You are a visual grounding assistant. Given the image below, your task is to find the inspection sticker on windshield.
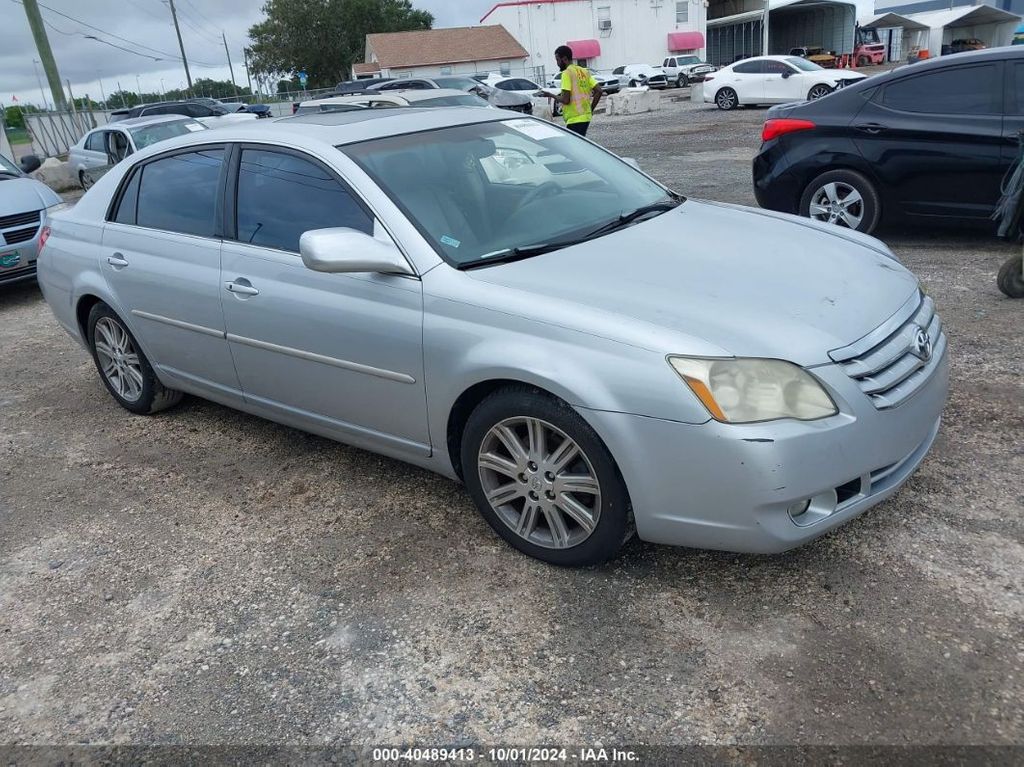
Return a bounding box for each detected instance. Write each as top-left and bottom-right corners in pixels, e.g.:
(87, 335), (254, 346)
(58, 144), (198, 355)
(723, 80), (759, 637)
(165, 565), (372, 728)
(440, 235), (461, 248)
(503, 118), (564, 141)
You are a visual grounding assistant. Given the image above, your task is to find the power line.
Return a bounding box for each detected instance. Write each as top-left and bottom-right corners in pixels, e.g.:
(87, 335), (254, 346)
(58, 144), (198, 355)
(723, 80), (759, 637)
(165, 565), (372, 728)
(180, 0), (217, 28)
(10, 0), (218, 65)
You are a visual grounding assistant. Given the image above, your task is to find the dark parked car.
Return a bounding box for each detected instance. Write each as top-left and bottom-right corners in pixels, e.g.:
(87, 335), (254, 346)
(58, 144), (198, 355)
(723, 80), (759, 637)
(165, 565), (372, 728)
(335, 77), (393, 93)
(753, 47), (1023, 234)
(109, 100), (253, 123)
(244, 103), (272, 118)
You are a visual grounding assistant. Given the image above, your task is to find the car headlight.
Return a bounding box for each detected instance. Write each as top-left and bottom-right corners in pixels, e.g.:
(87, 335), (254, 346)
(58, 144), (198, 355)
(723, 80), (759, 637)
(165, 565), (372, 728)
(668, 356), (837, 423)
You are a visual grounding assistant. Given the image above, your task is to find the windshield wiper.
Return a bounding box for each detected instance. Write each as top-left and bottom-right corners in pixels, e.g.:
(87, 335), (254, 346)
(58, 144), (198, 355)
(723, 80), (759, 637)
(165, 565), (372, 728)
(456, 194), (684, 271)
(582, 197), (683, 240)
(457, 239), (585, 270)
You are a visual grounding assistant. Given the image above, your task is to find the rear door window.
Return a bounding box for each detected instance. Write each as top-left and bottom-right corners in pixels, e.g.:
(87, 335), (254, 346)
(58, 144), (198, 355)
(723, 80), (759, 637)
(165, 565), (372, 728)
(234, 148), (372, 253)
(882, 63), (1000, 114)
(733, 61), (763, 74)
(135, 148), (224, 237)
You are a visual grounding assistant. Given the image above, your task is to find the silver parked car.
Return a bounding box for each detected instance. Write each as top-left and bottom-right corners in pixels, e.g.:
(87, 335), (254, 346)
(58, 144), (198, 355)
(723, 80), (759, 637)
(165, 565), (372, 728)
(37, 109), (948, 565)
(69, 115), (208, 189)
(0, 152), (65, 287)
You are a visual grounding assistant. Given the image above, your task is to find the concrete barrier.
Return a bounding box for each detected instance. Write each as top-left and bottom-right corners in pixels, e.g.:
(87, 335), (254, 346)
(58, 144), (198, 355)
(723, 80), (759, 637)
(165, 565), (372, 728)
(31, 158), (78, 192)
(604, 89), (663, 116)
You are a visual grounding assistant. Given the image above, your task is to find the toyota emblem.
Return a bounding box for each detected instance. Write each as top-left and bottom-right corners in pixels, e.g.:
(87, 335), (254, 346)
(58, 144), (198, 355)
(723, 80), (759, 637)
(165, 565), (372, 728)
(912, 327), (933, 361)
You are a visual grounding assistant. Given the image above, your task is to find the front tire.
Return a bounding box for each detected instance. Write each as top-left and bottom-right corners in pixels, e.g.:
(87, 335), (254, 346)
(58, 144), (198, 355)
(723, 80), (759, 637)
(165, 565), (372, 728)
(857, 55), (870, 67)
(716, 87), (738, 110)
(807, 84), (833, 100)
(800, 169), (881, 234)
(997, 253), (1024, 298)
(79, 170), (92, 190)
(87, 303), (183, 415)
(677, 74), (688, 88)
(461, 387), (631, 566)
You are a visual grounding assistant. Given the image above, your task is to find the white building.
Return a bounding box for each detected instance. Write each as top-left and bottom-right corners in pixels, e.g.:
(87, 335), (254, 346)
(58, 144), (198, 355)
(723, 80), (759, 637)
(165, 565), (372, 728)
(482, 0), (710, 77)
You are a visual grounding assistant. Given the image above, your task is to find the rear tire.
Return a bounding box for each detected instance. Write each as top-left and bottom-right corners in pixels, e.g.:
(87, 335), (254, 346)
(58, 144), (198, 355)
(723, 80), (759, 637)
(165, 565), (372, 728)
(716, 87), (738, 110)
(79, 170), (91, 190)
(86, 303), (183, 415)
(800, 169), (881, 234)
(997, 253), (1024, 298)
(461, 386), (631, 567)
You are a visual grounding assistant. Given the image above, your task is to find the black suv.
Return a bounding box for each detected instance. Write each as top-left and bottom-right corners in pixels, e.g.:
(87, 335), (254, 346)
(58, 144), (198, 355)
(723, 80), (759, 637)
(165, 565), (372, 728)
(109, 100), (234, 121)
(753, 47), (1023, 233)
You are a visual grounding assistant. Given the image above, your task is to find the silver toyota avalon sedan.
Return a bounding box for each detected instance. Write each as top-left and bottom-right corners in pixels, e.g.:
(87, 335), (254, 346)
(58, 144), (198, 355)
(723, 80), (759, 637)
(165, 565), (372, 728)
(36, 108), (948, 566)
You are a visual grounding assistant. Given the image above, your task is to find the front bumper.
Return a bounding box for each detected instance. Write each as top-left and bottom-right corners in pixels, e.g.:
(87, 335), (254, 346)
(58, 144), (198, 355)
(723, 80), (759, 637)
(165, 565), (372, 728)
(577, 347), (949, 553)
(0, 215), (43, 286)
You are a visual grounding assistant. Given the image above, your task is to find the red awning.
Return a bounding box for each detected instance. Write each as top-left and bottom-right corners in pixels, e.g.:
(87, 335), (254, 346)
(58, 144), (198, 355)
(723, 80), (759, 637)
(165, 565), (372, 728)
(667, 32), (705, 51)
(566, 39), (601, 59)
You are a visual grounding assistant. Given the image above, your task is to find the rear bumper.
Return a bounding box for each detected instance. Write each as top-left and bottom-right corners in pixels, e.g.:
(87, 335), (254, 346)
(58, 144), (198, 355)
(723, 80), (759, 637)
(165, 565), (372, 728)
(577, 348), (949, 553)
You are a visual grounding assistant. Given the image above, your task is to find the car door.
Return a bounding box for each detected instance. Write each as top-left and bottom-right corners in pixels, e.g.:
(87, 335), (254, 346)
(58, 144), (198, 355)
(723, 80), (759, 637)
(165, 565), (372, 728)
(762, 59), (802, 102)
(219, 145), (429, 453)
(853, 60), (1004, 219)
(100, 145), (242, 397)
(726, 60), (765, 103)
(1001, 59), (1024, 165)
(78, 130), (110, 169)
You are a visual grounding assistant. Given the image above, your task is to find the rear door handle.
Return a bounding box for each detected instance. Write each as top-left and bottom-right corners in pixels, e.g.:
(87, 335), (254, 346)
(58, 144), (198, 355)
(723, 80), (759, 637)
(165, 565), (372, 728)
(225, 280), (260, 296)
(855, 123), (887, 134)
(106, 253), (129, 268)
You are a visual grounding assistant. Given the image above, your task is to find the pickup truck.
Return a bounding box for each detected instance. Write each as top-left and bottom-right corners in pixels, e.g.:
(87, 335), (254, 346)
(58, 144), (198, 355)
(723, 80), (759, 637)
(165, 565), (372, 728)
(661, 55), (717, 87)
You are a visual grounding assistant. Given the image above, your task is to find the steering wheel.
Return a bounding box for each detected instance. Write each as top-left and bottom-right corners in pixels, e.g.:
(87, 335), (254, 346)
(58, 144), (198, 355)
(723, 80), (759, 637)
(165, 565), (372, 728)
(517, 181), (561, 211)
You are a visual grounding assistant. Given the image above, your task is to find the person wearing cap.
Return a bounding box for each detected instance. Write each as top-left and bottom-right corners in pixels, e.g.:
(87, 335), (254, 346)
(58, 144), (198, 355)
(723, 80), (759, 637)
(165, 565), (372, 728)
(551, 45), (603, 136)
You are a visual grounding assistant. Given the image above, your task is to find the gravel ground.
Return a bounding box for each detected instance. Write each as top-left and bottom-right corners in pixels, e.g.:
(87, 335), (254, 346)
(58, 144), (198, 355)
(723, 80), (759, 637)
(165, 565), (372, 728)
(1, 93), (1022, 748)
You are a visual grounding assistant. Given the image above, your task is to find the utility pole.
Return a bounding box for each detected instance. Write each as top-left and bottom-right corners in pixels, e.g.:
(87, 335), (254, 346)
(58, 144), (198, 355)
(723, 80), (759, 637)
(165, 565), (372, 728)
(23, 0), (65, 110)
(243, 48), (255, 99)
(222, 32), (240, 97)
(167, 0), (193, 94)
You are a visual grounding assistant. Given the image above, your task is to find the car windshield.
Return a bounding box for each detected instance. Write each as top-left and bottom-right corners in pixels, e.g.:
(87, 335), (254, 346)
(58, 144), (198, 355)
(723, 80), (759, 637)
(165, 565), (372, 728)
(0, 154), (20, 175)
(678, 56), (701, 65)
(130, 119), (205, 148)
(786, 57), (823, 72)
(417, 94), (490, 108)
(434, 76), (482, 91)
(343, 119), (676, 267)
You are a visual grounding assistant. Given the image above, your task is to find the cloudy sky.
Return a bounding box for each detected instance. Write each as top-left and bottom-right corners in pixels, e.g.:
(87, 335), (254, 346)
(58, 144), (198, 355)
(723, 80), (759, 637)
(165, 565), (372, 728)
(2, 0), (496, 107)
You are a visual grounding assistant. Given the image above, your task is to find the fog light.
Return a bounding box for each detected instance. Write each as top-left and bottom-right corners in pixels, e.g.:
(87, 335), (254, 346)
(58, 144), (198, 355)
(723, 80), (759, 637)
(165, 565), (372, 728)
(788, 499), (811, 519)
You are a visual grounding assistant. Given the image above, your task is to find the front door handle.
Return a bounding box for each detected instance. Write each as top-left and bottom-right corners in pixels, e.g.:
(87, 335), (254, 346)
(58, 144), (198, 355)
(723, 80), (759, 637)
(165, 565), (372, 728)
(106, 253), (129, 268)
(855, 123), (887, 134)
(225, 279), (260, 297)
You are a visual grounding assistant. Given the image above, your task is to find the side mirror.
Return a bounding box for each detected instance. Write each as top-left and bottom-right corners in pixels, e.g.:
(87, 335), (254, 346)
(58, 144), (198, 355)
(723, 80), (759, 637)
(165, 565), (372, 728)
(781, 70), (792, 79)
(299, 227), (414, 275)
(20, 154), (42, 174)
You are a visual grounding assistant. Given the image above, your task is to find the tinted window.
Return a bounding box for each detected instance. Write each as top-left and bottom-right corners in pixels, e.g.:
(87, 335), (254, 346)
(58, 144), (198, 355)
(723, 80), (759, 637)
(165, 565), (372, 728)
(418, 94), (488, 107)
(186, 104), (213, 117)
(733, 61), (762, 74)
(85, 131), (106, 151)
(764, 60), (795, 75)
(136, 148), (223, 236)
(883, 64), (999, 114)
(235, 149), (372, 252)
(1012, 62), (1024, 114)
(113, 169), (141, 225)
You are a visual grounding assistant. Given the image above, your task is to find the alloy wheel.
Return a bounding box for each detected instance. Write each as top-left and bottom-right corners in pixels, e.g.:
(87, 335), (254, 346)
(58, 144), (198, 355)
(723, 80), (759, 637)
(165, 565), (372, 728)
(716, 89), (737, 109)
(808, 85), (831, 100)
(93, 316), (144, 402)
(477, 416), (601, 550)
(808, 181), (864, 229)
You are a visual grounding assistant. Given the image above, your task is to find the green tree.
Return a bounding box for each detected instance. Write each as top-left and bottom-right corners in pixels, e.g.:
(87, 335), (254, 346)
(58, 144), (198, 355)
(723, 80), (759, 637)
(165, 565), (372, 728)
(4, 104), (41, 130)
(248, 0), (433, 89)
(190, 78), (253, 100)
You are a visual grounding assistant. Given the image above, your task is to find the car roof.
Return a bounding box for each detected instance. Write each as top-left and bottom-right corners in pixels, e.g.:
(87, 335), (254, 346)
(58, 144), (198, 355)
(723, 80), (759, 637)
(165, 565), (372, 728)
(126, 107), (509, 158)
(103, 114), (198, 130)
(300, 88), (474, 107)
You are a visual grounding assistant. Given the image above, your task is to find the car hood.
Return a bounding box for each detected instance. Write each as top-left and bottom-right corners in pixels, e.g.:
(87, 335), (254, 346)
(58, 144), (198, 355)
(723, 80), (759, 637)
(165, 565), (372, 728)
(464, 200), (918, 365)
(0, 177), (61, 216)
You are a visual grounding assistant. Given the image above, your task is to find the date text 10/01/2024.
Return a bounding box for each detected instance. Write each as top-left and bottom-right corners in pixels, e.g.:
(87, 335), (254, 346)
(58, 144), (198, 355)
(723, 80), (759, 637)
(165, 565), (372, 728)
(371, 747), (640, 762)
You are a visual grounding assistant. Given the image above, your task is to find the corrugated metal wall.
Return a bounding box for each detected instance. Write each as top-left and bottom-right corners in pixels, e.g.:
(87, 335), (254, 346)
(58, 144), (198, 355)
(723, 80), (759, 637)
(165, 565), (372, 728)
(707, 2), (856, 65)
(770, 4), (856, 55)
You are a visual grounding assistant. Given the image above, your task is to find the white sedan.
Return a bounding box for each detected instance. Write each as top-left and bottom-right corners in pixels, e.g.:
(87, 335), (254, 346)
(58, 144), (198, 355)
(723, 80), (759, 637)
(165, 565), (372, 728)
(702, 55), (865, 110)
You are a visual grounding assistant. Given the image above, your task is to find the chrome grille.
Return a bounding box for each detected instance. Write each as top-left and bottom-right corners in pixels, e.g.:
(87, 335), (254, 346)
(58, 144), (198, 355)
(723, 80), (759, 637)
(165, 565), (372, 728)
(830, 292), (947, 410)
(3, 225), (39, 245)
(0, 210), (40, 230)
